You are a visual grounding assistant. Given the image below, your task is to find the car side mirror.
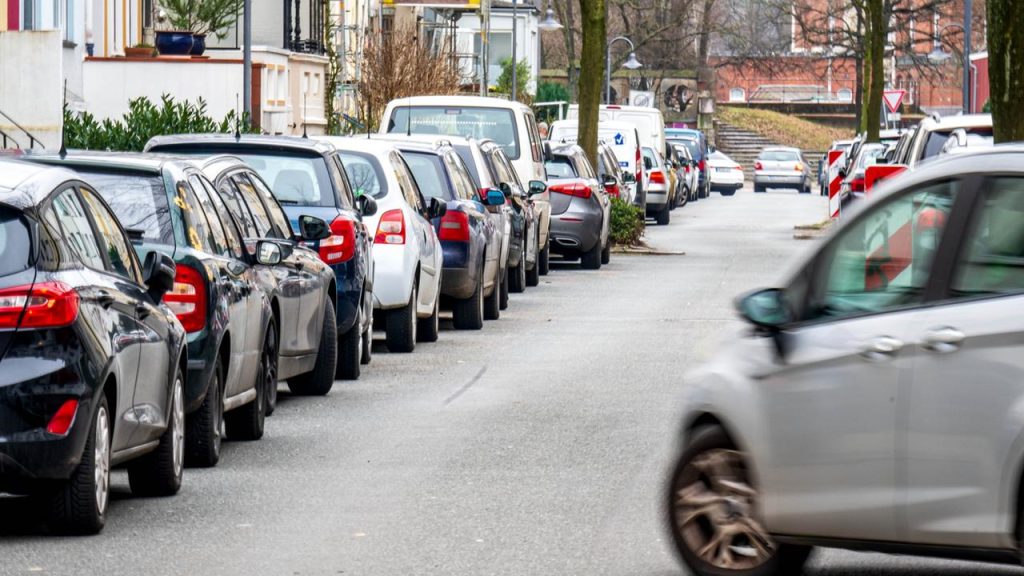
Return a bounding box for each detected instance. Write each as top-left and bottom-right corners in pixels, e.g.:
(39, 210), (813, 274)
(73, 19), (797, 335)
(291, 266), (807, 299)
(143, 251), (176, 304)
(736, 288), (790, 329)
(485, 189), (506, 206)
(358, 195), (378, 217)
(621, 171), (636, 184)
(428, 197), (447, 219)
(542, 141), (553, 162)
(838, 167), (848, 179)
(297, 215), (331, 241)
(601, 174), (617, 187)
(643, 157), (653, 170)
(528, 180), (547, 196)
(499, 182), (513, 198)
(256, 240), (283, 265)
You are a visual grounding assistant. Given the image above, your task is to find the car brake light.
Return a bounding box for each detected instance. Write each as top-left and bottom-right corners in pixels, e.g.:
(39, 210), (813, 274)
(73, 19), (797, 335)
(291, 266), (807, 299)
(604, 183), (621, 198)
(607, 105), (621, 109)
(635, 147), (642, 183)
(438, 210), (471, 242)
(684, 164), (691, 173)
(754, 161), (764, 171)
(548, 182), (593, 199)
(46, 399), (79, 436)
(320, 216), (359, 262)
(374, 210), (406, 245)
(163, 264), (207, 333)
(0, 282), (80, 329)
(698, 159), (705, 172)
(649, 170), (666, 185)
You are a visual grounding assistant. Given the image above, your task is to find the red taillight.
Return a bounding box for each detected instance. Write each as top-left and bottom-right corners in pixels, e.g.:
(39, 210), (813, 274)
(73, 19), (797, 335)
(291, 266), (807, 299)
(0, 282), (80, 329)
(321, 216), (359, 262)
(438, 210), (471, 242)
(635, 147), (642, 184)
(698, 159), (706, 172)
(549, 182), (593, 199)
(374, 210), (406, 246)
(754, 161), (764, 171)
(649, 170), (666, 185)
(478, 188), (490, 201)
(46, 399), (79, 436)
(163, 264), (207, 333)
(850, 177), (865, 192)
(604, 183), (621, 198)
(684, 164), (691, 173)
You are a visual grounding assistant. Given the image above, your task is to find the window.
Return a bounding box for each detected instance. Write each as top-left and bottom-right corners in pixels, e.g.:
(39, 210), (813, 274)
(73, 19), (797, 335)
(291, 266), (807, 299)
(759, 150), (801, 162)
(81, 171), (174, 246)
(0, 206), (32, 276)
(575, 152), (598, 180)
(338, 152), (387, 199)
(81, 188), (141, 282)
(201, 178), (245, 260)
(217, 179), (261, 240)
(393, 155), (426, 212)
(524, 113), (542, 163)
(544, 157), (576, 179)
(952, 177), (1024, 296)
(402, 150), (453, 202)
(329, 155), (356, 209)
(224, 152), (335, 208)
(489, 148), (519, 187)
(729, 88), (746, 102)
(175, 181), (217, 253)
(188, 175), (229, 255)
(387, 106), (521, 160)
(837, 88), (854, 103)
(443, 152), (477, 201)
(245, 173), (293, 238)
(50, 188), (104, 270)
(809, 180), (958, 321)
(233, 175), (274, 237)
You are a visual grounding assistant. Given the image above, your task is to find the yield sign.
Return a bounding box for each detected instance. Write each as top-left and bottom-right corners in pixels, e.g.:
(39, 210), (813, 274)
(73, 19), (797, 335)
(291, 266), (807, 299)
(883, 90), (906, 114)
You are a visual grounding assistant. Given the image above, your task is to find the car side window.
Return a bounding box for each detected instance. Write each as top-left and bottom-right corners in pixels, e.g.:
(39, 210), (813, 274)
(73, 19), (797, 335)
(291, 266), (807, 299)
(329, 155), (356, 208)
(187, 175), (230, 256)
(244, 173), (292, 238)
(80, 187), (142, 283)
(199, 177), (245, 260)
(50, 188), (106, 270)
(174, 180), (218, 254)
(233, 175), (273, 237)
(805, 180), (959, 321)
(575, 151), (598, 180)
(445, 154), (475, 200)
(951, 177), (1024, 297)
(217, 178), (261, 240)
(525, 113), (542, 162)
(393, 155), (426, 213)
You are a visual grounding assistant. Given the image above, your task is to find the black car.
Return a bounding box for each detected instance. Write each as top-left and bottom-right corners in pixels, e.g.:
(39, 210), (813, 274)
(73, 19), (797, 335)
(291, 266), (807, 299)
(0, 160), (185, 534)
(198, 156), (338, 402)
(28, 153), (301, 468)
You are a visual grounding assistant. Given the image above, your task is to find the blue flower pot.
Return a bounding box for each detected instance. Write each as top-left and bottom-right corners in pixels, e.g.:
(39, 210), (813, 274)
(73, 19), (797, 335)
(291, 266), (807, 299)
(155, 31), (194, 56)
(190, 34), (206, 56)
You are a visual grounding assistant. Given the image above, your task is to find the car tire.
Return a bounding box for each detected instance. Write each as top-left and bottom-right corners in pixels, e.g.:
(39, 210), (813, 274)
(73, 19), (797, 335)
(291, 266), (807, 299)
(360, 310), (373, 365)
(452, 273), (484, 330)
(499, 265), (509, 310)
(581, 240), (602, 270)
(225, 325), (270, 440)
(385, 286), (417, 353)
(754, 184), (765, 193)
(802, 183), (811, 194)
(667, 426), (812, 576)
(720, 188), (736, 197)
(47, 394), (110, 535)
(484, 265), (501, 321)
(538, 242), (550, 276)
(656, 202), (671, 226)
(525, 245), (540, 287)
(128, 370), (185, 496)
(417, 290), (440, 342)
(185, 357), (223, 468)
(601, 239), (611, 265)
(294, 297), (341, 390)
(336, 314), (363, 381)
(508, 258), (526, 293)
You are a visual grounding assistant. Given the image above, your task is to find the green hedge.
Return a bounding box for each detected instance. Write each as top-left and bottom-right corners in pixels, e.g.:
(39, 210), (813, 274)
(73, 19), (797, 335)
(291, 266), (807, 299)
(609, 197), (645, 246)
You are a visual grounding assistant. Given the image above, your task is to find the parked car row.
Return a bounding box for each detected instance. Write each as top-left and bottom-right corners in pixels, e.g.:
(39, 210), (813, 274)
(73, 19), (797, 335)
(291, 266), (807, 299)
(0, 94), (625, 535)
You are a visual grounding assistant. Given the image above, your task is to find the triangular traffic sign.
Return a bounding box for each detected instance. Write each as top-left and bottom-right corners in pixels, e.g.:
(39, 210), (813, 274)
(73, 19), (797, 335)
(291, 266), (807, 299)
(883, 90), (906, 114)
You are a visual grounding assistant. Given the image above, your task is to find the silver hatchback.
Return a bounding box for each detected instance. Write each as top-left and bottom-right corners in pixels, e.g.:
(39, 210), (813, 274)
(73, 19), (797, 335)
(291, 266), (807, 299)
(753, 146), (811, 193)
(668, 147), (1024, 575)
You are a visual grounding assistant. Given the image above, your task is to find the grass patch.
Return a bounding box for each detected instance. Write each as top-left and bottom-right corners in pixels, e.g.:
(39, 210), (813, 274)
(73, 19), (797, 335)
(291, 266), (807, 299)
(718, 106), (854, 152)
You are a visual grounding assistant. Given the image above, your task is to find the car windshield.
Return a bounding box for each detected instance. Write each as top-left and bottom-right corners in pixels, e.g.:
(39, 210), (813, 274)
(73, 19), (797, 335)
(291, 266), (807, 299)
(401, 151), (453, 201)
(338, 152), (387, 199)
(855, 146), (887, 170)
(387, 106), (520, 160)
(0, 206), (31, 277)
(923, 127), (994, 160)
(545, 157), (577, 179)
(759, 150), (801, 162)
(78, 170), (175, 246)
(230, 153), (335, 207)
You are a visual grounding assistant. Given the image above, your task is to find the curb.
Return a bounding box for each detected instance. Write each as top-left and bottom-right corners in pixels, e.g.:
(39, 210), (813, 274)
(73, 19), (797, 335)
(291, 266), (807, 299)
(612, 246), (686, 256)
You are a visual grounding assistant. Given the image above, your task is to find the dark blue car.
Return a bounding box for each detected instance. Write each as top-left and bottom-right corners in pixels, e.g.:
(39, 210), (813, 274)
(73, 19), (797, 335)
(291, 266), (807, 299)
(145, 135), (376, 380)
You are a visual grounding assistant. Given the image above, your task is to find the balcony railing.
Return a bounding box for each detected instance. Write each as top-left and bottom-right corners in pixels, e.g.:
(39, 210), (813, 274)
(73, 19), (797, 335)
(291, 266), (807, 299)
(284, 0), (326, 55)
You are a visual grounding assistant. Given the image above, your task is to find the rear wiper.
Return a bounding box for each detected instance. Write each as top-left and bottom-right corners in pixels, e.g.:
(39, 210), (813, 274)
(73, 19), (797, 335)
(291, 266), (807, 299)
(276, 199), (301, 205)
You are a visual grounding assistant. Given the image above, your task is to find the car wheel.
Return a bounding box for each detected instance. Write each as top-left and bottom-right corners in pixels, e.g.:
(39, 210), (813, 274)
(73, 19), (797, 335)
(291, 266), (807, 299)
(754, 184), (765, 193)
(508, 258), (526, 293)
(452, 273), (484, 330)
(293, 297), (341, 389)
(679, 186), (689, 207)
(128, 369), (185, 495)
(656, 202), (671, 226)
(525, 244), (540, 287)
(538, 242), (550, 276)
(601, 239), (611, 265)
(499, 265), (510, 310)
(226, 324), (271, 440)
(802, 183), (811, 194)
(385, 286), (417, 353)
(581, 240), (602, 270)
(484, 265), (501, 321)
(668, 427), (812, 576)
(417, 289), (440, 342)
(720, 188), (736, 197)
(47, 394), (110, 535)
(185, 356), (223, 468)
(360, 308), (373, 365)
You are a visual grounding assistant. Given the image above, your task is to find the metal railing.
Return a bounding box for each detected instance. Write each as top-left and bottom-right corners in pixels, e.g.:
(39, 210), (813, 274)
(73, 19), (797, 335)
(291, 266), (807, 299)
(0, 108), (44, 150)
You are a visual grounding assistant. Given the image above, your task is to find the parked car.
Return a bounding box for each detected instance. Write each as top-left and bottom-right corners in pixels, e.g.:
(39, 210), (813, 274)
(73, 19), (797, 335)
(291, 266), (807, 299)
(667, 129), (711, 198)
(753, 146), (811, 193)
(667, 146), (1024, 576)
(707, 151), (744, 196)
(317, 137), (448, 348)
(0, 159), (185, 534)
(664, 143), (689, 209)
(196, 155), (340, 403)
(544, 143), (612, 269)
(672, 143), (700, 203)
(818, 139), (854, 195)
(567, 104), (666, 165)
(144, 135), (375, 379)
(838, 142), (887, 206)
(30, 153), (297, 467)
(397, 140), (506, 325)
(549, 119), (645, 210)
(890, 113), (993, 168)
(641, 146), (672, 225)
(597, 141), (628, 202)
(379, 95), (552, 277)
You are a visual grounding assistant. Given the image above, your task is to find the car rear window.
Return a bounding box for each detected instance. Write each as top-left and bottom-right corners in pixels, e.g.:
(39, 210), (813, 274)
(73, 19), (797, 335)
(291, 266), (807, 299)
(0, 206), (31, 276)
(923, 127), (995, 160)
(79, 171), (175, 246)
(545, 157), (577, 179)
(759, 150), (801, 162)
(233, 153), (335, 208)
(387, 106), (520, 160)
(338, 151), (387, 199)
(401, 151), (454, 201)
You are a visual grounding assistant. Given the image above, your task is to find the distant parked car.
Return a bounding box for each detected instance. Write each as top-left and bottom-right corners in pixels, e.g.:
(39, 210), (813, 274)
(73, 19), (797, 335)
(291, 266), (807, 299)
(753, 146), (811, 193)
(818, 139), (854, 195)
(544, 143), (612, 269)
(672, 143), (700, 203)
(144, 135), (375, 380)
(0, 160), (185, 534)
(548, 119), (646, 211)
(891, 113), (992, 168)
(707, 150), (744, 196)
(839, 142), (887, 206)
(667, 129), (710, 198)
(641, 146), (672, 225)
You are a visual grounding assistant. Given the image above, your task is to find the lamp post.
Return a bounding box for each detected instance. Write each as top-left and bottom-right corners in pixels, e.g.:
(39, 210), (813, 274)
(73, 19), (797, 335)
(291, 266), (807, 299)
(511, 0), (518, 101)
(927, 0), (972, 114)
(605, 36), (642, 104)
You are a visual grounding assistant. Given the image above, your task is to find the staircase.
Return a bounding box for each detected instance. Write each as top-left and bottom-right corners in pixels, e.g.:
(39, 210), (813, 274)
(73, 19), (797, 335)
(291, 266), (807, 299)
(713, 121), (824, 180)
(0, 108), (45, 151)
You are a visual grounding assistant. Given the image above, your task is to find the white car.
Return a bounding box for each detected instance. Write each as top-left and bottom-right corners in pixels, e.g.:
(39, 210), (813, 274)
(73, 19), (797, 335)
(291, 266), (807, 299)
(707, 150), (744, 196)
(642, 146), (671, 225)
(318, 137), (445, 353)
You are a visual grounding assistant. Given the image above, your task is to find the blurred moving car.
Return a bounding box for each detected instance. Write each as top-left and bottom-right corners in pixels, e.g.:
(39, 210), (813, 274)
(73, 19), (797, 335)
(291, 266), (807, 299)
(324, 138), (448, 347)
(753, 147), (811, 193)
(544, 143), (612, 269)
(667, 146), (1024, 576)
(707, 151), (744, 196)
(642, 146), (672, 225)
(144, 135), (375, 380)
(0, 160), (185, 534)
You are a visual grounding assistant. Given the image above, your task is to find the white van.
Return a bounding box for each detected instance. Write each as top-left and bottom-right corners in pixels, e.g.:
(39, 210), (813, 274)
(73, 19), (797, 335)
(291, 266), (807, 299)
(567, 104), (666, 158)
(548, 119), (645, 209)
(380, 96), (552, 268)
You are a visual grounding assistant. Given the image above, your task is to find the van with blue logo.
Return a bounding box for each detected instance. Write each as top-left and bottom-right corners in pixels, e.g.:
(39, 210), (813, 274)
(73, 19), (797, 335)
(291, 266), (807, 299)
(547, 120), (645, 211)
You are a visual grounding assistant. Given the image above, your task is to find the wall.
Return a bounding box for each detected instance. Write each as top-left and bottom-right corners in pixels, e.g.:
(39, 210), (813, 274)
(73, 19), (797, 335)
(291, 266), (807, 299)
(0, 30), (63, 150)
(288, 53), (328, 135)
(455, 7), (538, 93)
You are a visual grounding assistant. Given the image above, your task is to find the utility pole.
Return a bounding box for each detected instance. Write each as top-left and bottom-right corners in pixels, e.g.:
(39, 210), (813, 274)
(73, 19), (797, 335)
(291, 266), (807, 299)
(243, 0), (252, 119)
(511, 0), (518, 101)
(963, 0), (972, 113)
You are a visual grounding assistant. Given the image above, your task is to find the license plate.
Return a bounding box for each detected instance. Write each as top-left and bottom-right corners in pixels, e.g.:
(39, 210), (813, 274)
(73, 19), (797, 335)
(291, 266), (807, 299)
(716, 167), (732, 173)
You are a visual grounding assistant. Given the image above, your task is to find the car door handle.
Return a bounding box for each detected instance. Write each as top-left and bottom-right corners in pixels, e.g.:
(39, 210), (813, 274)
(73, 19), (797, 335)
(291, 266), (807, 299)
(94, 290), (115, 309)
(922, 327), (964, 354)
(135, 303), (151, 319)
(860, 336), (904, 362)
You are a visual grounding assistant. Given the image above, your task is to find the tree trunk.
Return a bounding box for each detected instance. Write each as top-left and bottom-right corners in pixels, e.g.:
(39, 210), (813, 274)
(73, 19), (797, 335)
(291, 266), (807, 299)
(862, 0), (885, 142)
(557, 0), (579, 101)
(696, 0), (716, 90)
(987, 0), (1024, 143)
(578, 0), (605, 168)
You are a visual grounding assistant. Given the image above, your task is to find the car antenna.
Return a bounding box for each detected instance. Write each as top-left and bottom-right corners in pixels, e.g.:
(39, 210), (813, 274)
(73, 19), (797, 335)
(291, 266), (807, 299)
(59, 79), (68, 158)
(302, 93), (309, 139)
(405, 97), (412, 137)
(234, 93), (241, 140)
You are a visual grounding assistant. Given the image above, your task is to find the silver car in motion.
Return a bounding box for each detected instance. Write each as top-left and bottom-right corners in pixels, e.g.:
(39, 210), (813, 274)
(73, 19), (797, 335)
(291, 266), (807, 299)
(668, 146), (1024, 575)
(753, 146), (811, 194)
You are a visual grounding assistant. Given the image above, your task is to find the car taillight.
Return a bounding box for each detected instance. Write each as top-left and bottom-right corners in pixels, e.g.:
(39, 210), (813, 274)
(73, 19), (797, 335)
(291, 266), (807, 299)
(754, 161), (764, 171)
(684, 164), (691, 173)
(698, 159), (705, 172)
(795, 163), (804, 172)
(46, 399), (79, 436)
(649, 170), (666, 185)
(320, 216), (359, 263)
(374, 209), (406, 245)
(438, 210), (471, 242)
(548, 182), (593, 199)
(604, 183), (621, 198)
(163, 264), (207, 333)
(0, 282), (80, 329)
(635, 147), (642, 183)
(850, 177), (865, 192)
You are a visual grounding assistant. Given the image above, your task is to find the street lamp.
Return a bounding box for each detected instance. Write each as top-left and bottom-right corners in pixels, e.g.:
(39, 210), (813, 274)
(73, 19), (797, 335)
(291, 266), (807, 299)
(537, 6), (562, 31)
(606, 36), (642, 104)
(926, 0), (972, 114)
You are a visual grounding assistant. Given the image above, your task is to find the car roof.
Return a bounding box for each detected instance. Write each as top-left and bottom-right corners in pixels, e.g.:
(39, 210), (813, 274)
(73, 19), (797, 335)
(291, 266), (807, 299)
(25, 150), (191, 174)
(146, 133), (337, 155)
(314, 135), (403, 155)
(761, 146), (802, 153)
(386, 95), (531, 112)
(0, 159), (82, 208)
(550, 142), (583, 155)
(920, 113), (992, 131)
(371, 133), (487, 149)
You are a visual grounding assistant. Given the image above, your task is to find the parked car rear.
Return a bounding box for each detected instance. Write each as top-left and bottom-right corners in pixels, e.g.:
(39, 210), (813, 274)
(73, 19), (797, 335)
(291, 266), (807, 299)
(544, 143), (611, 269)
(642, 146), (672, 225)
(753, 147), (811, 193)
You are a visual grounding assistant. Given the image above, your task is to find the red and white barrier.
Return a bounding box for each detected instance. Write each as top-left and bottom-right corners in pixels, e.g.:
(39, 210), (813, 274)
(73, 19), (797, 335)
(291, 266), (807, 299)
(827, 150), (845, 219)
(864, 164), (907, 195)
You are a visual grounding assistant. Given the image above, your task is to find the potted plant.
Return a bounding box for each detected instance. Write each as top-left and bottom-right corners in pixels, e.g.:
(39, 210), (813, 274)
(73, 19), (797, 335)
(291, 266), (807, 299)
(125, 43), (156, 58)
(154, 0), (196, 56)
(158, 0), (243, 57)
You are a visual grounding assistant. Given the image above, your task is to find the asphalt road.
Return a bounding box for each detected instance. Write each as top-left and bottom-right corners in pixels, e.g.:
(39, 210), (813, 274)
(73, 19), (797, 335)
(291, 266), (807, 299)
(1, 187), (1020, 576)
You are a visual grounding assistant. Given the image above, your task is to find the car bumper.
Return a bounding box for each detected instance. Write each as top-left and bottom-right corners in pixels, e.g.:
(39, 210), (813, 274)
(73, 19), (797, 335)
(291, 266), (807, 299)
(645, 189), (669, 209)
(440, 241), (481, 300)
(371, 244), (417, 310)
(754, 174), (807, 186)
(185, 330), (217, 413)
(550, 197), (604, 254)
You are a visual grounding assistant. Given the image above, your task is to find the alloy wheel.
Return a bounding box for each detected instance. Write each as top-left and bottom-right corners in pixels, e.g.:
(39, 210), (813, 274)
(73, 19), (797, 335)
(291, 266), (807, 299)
(263, 325), (278, 412)
(171, 377), (184, 479)
(94, 405), (111, 516)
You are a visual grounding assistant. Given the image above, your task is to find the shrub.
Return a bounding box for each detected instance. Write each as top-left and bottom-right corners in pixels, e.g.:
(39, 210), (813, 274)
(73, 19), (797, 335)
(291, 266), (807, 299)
(609, 197), (645, 246)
